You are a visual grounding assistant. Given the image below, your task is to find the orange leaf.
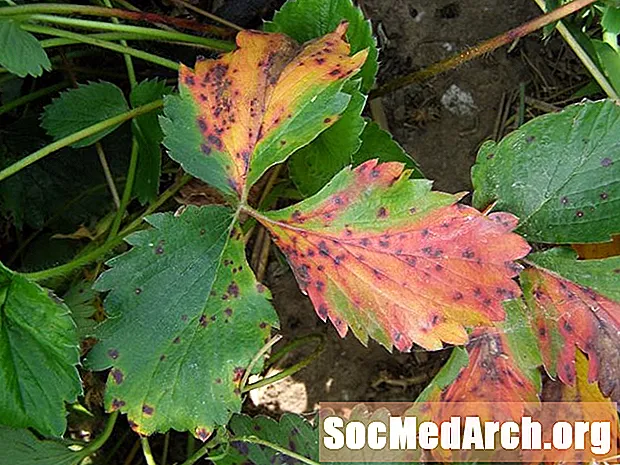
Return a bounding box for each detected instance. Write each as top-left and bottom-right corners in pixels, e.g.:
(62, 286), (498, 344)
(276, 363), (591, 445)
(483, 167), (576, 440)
(251, 160), (531, 351)
(167, 23), (368, 200)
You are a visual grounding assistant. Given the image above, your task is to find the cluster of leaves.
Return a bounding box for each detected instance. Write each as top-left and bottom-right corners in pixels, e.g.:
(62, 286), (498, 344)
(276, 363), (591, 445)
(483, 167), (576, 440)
(0, 0), (619, 463)
(546, 0), (620, 97)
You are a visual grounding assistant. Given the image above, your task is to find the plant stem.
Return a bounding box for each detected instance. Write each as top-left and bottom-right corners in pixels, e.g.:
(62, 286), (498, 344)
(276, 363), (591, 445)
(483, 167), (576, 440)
(96, 142), (122, 208)
(0, 99), (163, 183)
(168, 0), (243, 32)
(180, 442), (230, 465)
(40, 32), (216, 49)
(141, 437), (158, 465)
(28, 14), (234, 51)
(0, 80), (67, 116)
(78, 411), (119, 459)
(532, 0), (619, 99)
(242, 334), (325, 392)
(370, 0), (599, 98)
(108, 138), (139, 240)
(22, 24), (179, 70)
(0, 3), (234, 37)
(233, 437), (320, 465)
(22, 174), (190, 281)
(101, 0), (137, 87)
(240, 334), (283, 389)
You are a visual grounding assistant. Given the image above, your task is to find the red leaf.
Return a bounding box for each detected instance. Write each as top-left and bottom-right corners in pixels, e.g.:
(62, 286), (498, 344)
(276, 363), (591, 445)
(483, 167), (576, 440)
(251, 160), (530, 351)
(523, 266), (620, 402)
(440, 328), (538, 405)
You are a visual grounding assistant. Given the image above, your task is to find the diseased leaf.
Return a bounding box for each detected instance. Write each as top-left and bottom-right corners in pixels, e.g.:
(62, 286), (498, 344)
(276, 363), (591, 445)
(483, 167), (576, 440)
(0, 426), (81, 465)
(541, 351), (618, 463)
(161, 24), (367, 201)
(130, 79), (171, 204)
(472, 100), (620, 244)
(0, 262), (81, 437)
(0, 19), (51, 78)
(288, 87), (367, 197)
(254, 160), (530, 351)
(421, 301), (541, 405)
(528, 247), (620, 300)
(41, 81), (129, 148)
(353, 121), (423, 174)
(264, 0), (378, 92)
(86, 205), (278, 438)
(216, 414), (318, 465)
(522, 250), (620, 402)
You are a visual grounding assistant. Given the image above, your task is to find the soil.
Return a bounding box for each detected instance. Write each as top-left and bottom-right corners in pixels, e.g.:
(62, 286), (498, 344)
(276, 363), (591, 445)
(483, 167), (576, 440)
(249, 0), (586, 415)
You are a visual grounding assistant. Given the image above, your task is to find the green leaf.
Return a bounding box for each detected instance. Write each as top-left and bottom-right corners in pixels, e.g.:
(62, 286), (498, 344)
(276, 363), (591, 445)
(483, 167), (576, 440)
(130, 79), (171, 204)
(0, 116), (130, 231)
(289, 87), (367, 197)
(0, 262), (81, 437)
(527, 247), (620, 301)
(592, 40), (620, 95)
(264, 0), (378, 93)
(63, 281), (98, 340)
(415, 347), (468, 402)
(85, 205), (278, 438)
(0, 19), (51, 78)
(472, 99), (620, 244)
(41, 81), (129, 149)
(602, 4), (620, 33)
(0, 426), (81, 465)
(216, 414), (318, 465)
(353, 121), (423, 175)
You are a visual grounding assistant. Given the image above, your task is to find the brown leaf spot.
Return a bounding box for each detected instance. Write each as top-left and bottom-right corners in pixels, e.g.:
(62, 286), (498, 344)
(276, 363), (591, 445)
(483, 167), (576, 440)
(108, 349), (119, 360)
(142, 405), (154, 416)
(601, 157), (612, 167)
(111, 369), (123, 384)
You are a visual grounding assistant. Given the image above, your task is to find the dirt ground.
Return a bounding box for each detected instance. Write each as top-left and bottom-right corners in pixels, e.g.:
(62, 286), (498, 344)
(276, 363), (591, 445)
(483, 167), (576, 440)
(250, 0), (583, 415)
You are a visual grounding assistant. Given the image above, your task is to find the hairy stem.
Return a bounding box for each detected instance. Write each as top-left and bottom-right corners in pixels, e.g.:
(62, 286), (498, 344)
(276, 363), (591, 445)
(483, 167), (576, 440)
(0, 99), (162, 183)
(22, 24), (179, 69)
(28, 14), (234, 51)
(168, 0), (242, 32)
(96, 142), (122, 209)
(0, 3), (234, 37)
(370, 0), (598, 98)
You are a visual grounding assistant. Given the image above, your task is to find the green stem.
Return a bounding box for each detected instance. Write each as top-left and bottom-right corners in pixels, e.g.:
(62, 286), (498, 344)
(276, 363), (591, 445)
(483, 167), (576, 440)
(371, 0), (599, 98)
(180, 442), (230, 465)
(532, 0), (619, 100)
(101, 0), (137, 87)
(0, 99), (163, 183)
(40, 32), (215, 49)
(242, 334), (325, 393)
(27, 14), (234, 51)
(22, 174), (191, 281)
(108, 138), (139, 240)
(78, 411), (119, 459)
(232, 437), (320, 465)
(22, 24), (179, 70)
(0, 80), (67, 116)
(0, 3), (234, 37)
(141, 437), (158, 465)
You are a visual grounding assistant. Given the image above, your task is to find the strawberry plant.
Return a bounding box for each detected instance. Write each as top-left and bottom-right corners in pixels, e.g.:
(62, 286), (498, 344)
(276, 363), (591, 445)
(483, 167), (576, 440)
(0, 0), (619, 464)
